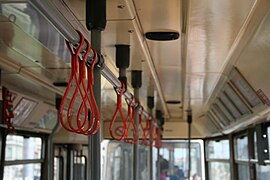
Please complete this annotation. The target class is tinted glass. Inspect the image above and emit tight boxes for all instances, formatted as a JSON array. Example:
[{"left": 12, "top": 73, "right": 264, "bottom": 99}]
[
  {"left": 4, "top": 163, "right": 41, "bottom": 180},
  {"left": 256, "top": 164, "right": 270, "bottom": 179},
  {"left": 209, "top": 162, "right": 230, "bottom": 180},
  {"left": 159, "top": 141, "right": 203, "bottom": 179},
  {"left": 235, "top": 136, "right": 248, "bottom": 160},
  {"left": 5, "top": 135, "right": 42, "bottom": 160},
  {"left": 207, "top": 140, "right": 230, "bottom": 159},
  {"left": 238, "top": 164, "right": 249, "bottom": 180},
  {"left": 13, "top": 98, "right": 37, "bottom": 125},
  {"left": 37, "top": 110, "right": 58, "bottom": 129}
]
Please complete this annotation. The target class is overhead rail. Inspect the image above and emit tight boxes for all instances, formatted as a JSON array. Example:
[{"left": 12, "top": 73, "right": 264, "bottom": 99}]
[
  {"left": 28, "top": 0, "right": 162, "bottom": 145},
  {"left": 59, "top": 30, "right": 100, "bottom": 136}
]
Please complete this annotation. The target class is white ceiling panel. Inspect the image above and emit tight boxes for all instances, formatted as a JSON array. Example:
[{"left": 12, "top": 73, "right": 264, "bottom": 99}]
[{"left": 186, "top": 0, "right": 256, "bottom": 115}]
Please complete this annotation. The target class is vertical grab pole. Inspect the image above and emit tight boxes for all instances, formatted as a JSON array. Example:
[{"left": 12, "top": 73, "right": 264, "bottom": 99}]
[
  {"left": 187, "top": 110, "right": 192, "bottom": 180},
  {"left": 86, "top": 1, "right": 106, "bottom": 180},
  {"left": 89, "top": 30, "right": 102, "bottom": 180},
  {"left": 147, "top": 96, "right": 154, "bottom": 180},
  {"left": 132, "top": 70, "right": 142, "bottom": 180}
]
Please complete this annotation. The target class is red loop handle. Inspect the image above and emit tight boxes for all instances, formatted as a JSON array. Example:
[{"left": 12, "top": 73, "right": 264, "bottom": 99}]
[
  {"left": 2, "top": 87, "right": 16, "bottom": 134},
  {"left": 59, "top": 30, "right": 100, "bottom": 136},
  {"left": 59, "top": 30, "right": 86, "bottom": 133},
  {"left": 78, "top": 49, "right": 100, "bottom": 136},
  {"left": 109, "top": 82, "right": 127, "bottom": 141},
  {"left": 124, "top": 97, "right": 138, "bottom": 144},
  {"left": 140, "top": 113, "right": 154, "bottom": 146},
  {"left": 153, "top": 124, "right": 162, "bottom": 148}
]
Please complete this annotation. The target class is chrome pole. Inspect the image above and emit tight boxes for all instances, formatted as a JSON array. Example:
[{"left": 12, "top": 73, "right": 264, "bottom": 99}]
[{"left": 28, "top": 0, "right": 158, "bottom": 126}]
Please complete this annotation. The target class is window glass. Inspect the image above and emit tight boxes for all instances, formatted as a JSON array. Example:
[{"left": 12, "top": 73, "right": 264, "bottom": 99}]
[
  {"left": 215, "top": 99, "right": 235, "bottom": 122},
  {"left": 256, "top": 164, "right": 270, "bottom": 179},
  {"left": 13, "top": 98, "right": 37, "bottom": 125},
  {"left": 5, "top": 135, "right": 42, "bottom": 160},
  {"left": 219, "top": 94, "right": 242, "bottom": 119},
  {"left": 207, "top": 140, "right": 230, "bottom": 159},
  {"left": 74, "top": 156, "right": 86, "bottom": 180},
  {"left": 153, "top": 147, "right": 158, "bottom": 180},
  {"left": 211, "top": 106, "right": 229, "bottom": 126},
  {"left": 254, "top": 132, "right": 258, "bottom": 160},
  {"left": 230, "top": 68, "right": 261, "bottom": 108},
  {"left": 4, "top": 163, "right": 41, "bottom": 180},
  {"left": 268, "top": 127, "right": 270, "bottom": 158},
  {"left": 105, "top": 141, "right": 133, "bottom": 180},
  {"left": 235, "top": 136, "right": 248, "bottom": 160},
  {"left": 238, "top": 164, "right": 249, "bottom": 180},
  {"left": 160, "top": 141, "right": 203, "bottom": 180},
  {"left": 209, "top": 162, "right": 230, "bottom": 180},
  {"left": 54, "top": 157, "right": 63, "bottom": 180},
  {"left": 36, "top": 110, "right": 57, "bottom": 129},
  {"left": 207, "top": 113, "right": 222, "bottom": 129},
  {"left": 223, "top": 84, "right": 250, "bottom": 115},
  {"left": 1, "top": 3, "right": 70, "bottom": 62}
]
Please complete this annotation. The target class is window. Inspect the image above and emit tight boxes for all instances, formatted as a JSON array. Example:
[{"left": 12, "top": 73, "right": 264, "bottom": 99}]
[
  {"left": 103, "top": 141, "right": 134, "bottom": 180},
  {"left": 206, "top": 139, "right": 230, "bottom": 180},
  {"left": 54, "top": 157, "right": 63, "bottom": 180},
  {"left": 3, "top": 134, "right": 43, "bottom": 180},
  {"left": 207, "top": 112, "right": 223, "bottom": 129},
  {"left": 235, "top": 135, "right": 249, "bottom": 180},
  {"left": 211, "top": 105, "right": 229, "bottom": 127},
  {"left": 74, "top": 156, "right": 87, "bottom": 180},
  {"left": 12, "top": 98, "right": 37, "bottom": 125},
  {"left": 207, "top": 140, "right": 230, "bottom": 160},
  {"left": 5, "top": 135, "right": 42, "bottom": 160},
  {"left": 0, "top": 2, "right": 70, "bottom": 62},
  {"left": 4, "top": 164, "right": 41, "bottom": 180},
  {"left": 223, "top": 84, "right": 250, "bottom": 116},
  {"left": 230, "top": 68, "right": 261, "bottom": 108},
  {"left": 209, "top": 162, "right": 230, "bottom": 180},
  {"left": 238, "top": 164, "right": 249, "bottom": 180},
  {"left": 219, "top": 94, "right": 242, "bottom": 119},
  {"left": 159, "top": 141, "right": 204, "bottom": 180},
  {"left": 235, "top": 136, "right": 248, "bottom": 161},
  {"left": 36, "top": 110, "right": 58, "bottom": 129},
  {"left": 256, "top": 164, "right": 270, "bottom": 179},
  {"left": 215, "top": 99, "right": 235, "bottom": 122}
]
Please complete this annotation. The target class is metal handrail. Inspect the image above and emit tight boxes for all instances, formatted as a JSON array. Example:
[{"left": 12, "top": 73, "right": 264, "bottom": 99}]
[{"left": 29, "top": 0, "right": 158, "bottom": 127}]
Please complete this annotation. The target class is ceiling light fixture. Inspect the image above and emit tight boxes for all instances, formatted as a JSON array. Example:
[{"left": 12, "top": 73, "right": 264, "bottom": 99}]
[{"left": 145, "top": 31, "right": 180, "bottom": 41}]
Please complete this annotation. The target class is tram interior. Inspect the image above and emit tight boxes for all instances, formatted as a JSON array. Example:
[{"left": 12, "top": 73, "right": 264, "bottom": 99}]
[{"left": 1, "top": 0, "right": 270, "bottom": 179}]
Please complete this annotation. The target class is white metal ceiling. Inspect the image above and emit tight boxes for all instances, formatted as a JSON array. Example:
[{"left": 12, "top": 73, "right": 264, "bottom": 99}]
[{"left": 1, "top": 0, "right": 270, "bottom": 137}]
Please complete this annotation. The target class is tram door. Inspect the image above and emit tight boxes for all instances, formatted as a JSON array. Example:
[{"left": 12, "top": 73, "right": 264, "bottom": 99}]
[{"left": 54, "top": 145, "right": 87, "bottom": 180}]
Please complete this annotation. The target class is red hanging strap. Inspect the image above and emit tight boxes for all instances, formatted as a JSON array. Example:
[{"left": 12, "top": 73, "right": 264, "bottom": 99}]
[
  {"left": 154, "top": 125, "right": 163, "bottom": 148},
  {"left": 59, "top": 30, "right": 85, "bottom": 133},
  {"left": 78, "top": 48, "right": 100, "bottom": 136},
  {"left": 2, "top": 87, "right": 15, "bottom": 134},
  {"left": 59, "top": 30, "right": 100, "bottom": 135},
  {"left": 124, "top": 97, "right": 139, "bottom": 144},
  {"left": 140, "top": 112, "right": 153, "bottom": 146},
  {"left": 109, "top": 82, "right": 127, "bottom": 141},
  {"left": 75, "top": 36, "right": 92, "bottom": 134}
]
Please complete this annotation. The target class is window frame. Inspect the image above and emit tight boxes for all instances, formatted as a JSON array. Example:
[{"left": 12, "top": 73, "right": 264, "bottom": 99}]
[
  {"left": 204, "top": 135, "right": 231, "bottom": 180},
  {"left": 0, "top": 127, "right": 48, "bottom": 180}
]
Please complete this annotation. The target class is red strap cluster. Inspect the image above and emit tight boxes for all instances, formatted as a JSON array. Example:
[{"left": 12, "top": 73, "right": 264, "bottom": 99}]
[
  {"left": 153, "top": 126, "right": 163, "bottom": 148},
  {"left": 140, "top": 111, "right": 153, "bottom": 146},
  {"left": 109, "top": 83, "right": 162, "bottom": 148},
  {"left": 124, "top": 96, "right": 138, "bottom": 144},
  {"left": 109, "top": 82, "right": 127, "bottom": 140},
  {"left": 2, "top": 86, "right": 15, "bottom": 133},
  {"left": 59, "top": 30, "right": 100, "bottom": 136},
  {"left": 140, "top": 113, "right": 162, "bottom": 148}
]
